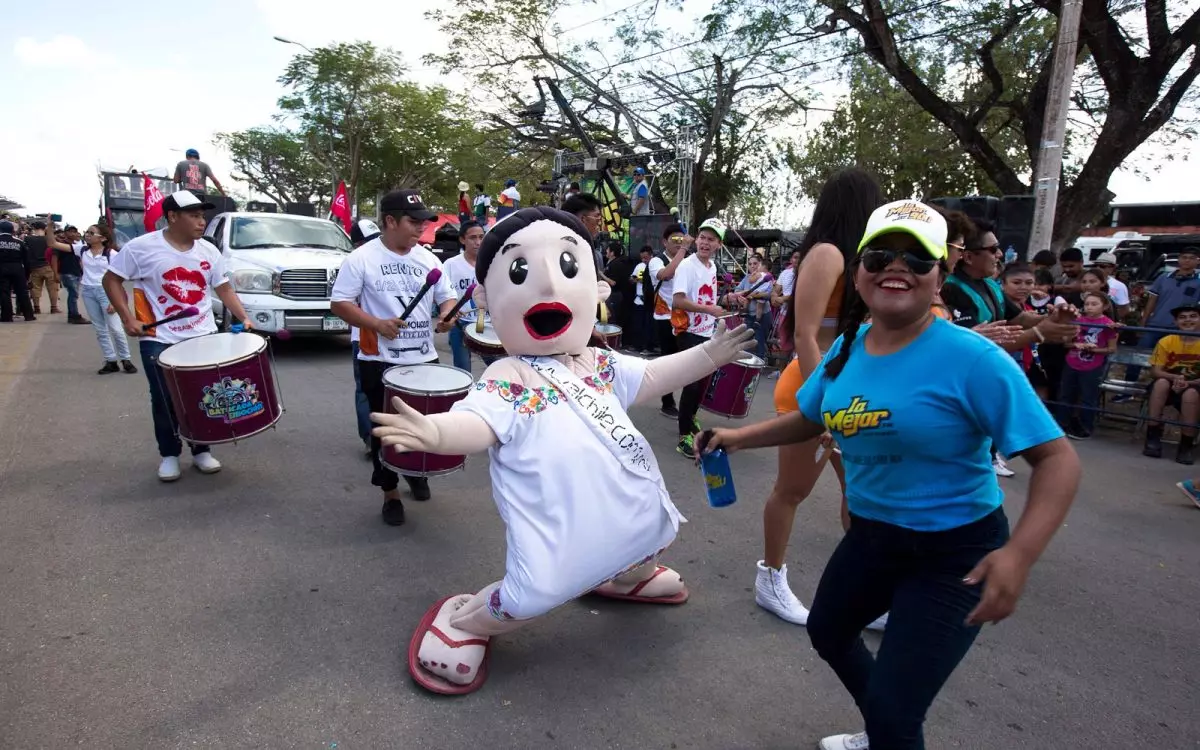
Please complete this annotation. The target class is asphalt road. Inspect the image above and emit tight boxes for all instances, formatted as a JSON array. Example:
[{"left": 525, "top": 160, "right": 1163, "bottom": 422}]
[{"left": 2, "top": 315, "right": 1197, "bottom": 750}]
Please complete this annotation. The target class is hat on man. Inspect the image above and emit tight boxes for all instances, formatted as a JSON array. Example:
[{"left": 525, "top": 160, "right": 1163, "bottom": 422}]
[
  {"left": 186, "top": 148, "right": 200, "bottom": 159},
  {"left": 857, "top": 200, "right": 949, "bottom": 260},
  {"left": 1094, "top": 252, "right": 1118, "bottom": 266},
  {"left": 162, "top": 190, "right": 215, "bottom": 214},
  {"left": 504, "top": 179, "right": 517, "bottom": 188},
  {"left": 350, "top": 218, "right": 381, "bottom": 245},
  {"left": 0, "top": 220, "right": 14, "bottom": 234},
  {"left": 1180, "top": 246, "right": 1200, "bottom": 257},
  {"left": 1172, "top": 303, "right": 1200, "bottom": 318},
  {"left": 633, "top": 167, "right": 646, "bottom": 175},
  {"left": 379, "top": 189, "right": 437, "bottom": 222},
  {"left": 697, "top": 217, "right": 727, "bottom": 242}
]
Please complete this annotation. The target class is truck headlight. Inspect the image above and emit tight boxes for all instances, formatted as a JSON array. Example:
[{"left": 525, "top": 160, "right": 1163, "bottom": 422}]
[{"left": 231, "top": 269, "right": 276, "bottom": 293}]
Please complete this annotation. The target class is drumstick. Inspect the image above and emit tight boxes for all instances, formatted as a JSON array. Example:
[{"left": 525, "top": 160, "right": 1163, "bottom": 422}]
[
  {"left": 142, "top": 305, "right": 199, "bottom": 331},
  {"left": 398, "top": 268, "right": 443, "bottom": 323},
  {"left": 598, "top": 300, "right": 608, "bottom": 325},
  {"left": 475, "top": 310, "right": 486, "bottom": 334},
  {"left": 442, "top": 283, "right": 476, "bottom": 323}
]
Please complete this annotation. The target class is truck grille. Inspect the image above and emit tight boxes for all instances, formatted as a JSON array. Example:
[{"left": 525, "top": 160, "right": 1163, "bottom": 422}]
[{"left": 279, "top": 269, "right": 330, "bottom": 300}]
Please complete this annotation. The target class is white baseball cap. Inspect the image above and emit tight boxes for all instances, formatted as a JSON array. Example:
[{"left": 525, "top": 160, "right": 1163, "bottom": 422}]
[
  {"left": 1094, "top": 252, "right": 1117, "bottom": 265},
  {"left": 163, "top": 190, "right": 215, "bottom": 213},
  {"left": 857, "top": 200, "right": 948, "bottom": 260}
]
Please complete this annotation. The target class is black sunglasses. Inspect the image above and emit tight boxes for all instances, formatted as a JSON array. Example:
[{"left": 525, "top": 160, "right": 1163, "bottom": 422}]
[{"left": 861, "top": 247, "right": 939, "bottom": 276}]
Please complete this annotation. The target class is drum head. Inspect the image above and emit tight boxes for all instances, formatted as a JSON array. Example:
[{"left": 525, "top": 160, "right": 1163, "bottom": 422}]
[
  {"left": 383, "top": 363, "right": 474, "bottom": 395},
  {"left": 465, "top": 323, "right": 504, "bottom": 348},
  {"left": 595, "top": 323, "right": 622, "bottom": 336},
  {"left": 158, "top": 332, "right": 266, "bottom": 367}
]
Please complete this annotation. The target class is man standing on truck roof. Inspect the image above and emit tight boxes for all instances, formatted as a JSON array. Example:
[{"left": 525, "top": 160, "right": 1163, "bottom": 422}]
[{"left": 173, "top": 149, "right": 226, "bottom": 200}]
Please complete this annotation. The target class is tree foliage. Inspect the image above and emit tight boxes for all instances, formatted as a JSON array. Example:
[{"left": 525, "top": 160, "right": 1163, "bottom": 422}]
[
  {"left": 707, "top": 0, "right": 1200, "bottom": 248},
  {"left": 214, "top": 127, "right": 330, "bottom": 208},
  {"left": 424, "top": 0, "right": 817, "bottom": 224}
]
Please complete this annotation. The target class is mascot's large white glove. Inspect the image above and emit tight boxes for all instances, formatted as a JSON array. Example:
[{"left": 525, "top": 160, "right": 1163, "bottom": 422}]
[
  {"left": 636, "top": 319, "right": 755, "bottom": 405},
  {"left": 701, "top": 318, "right": 756, "bottom": 367},
  {"left": 371, "top": 397, "right": 499, "bottom": 455}
]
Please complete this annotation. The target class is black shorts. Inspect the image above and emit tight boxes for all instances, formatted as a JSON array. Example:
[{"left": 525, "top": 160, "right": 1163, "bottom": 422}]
[{"left": 1151, "top": 379, "right": 1200, "bottom": 410}]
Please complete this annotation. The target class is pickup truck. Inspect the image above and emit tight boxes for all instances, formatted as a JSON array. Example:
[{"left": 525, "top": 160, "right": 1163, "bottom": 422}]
[{"left": 204, "top": 212, "right": 353, "bottom": 335}]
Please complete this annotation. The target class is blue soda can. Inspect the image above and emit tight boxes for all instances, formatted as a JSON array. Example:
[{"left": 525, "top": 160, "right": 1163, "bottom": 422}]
[{"left": 700, "top": 448, "right": 737, "bottom": 508}]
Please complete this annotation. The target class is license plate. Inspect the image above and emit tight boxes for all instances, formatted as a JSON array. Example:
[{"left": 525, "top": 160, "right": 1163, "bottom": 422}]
[{"left": 322, "top": 315, "right": 349, "bottom": 332}]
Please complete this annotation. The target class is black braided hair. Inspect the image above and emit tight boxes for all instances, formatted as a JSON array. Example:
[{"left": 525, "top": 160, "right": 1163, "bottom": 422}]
[{"left": 823, "top": 261, "right": 869, "bottom": 380}]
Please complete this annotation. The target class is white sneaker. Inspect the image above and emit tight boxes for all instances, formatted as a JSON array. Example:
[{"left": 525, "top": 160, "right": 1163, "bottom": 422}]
[
  {"left": 157, "top": 456, "right": 182, "bottom": 482},
  {"left": 193, "top": 452, "right": 222, "bottom": 474},
  {"left": 992, "top": 454, "right": 1015, "bottom": 477},
  {"left": 819, "top": 732, "right": 868, "bottom": 750},
  {"left": 866, "top": 612, "right": 888, "bottom": 632},
  {"left": 755, "top": 560, "right": 810, "bottom": 625}
]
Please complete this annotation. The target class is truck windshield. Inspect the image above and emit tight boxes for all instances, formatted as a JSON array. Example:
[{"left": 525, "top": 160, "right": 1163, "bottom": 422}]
[{"left": 229, "top": 216, "right": 353, "bottom": 252}]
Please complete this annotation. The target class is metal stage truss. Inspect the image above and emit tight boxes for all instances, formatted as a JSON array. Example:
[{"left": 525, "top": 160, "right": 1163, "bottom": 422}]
[{"left": 552, "top": 125, "right": 697, "bottom": 231}]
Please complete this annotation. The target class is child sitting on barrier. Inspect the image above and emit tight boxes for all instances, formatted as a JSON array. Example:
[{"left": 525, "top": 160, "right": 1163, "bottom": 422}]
[
  {"left": 1144, "top": 303, "right": 1200, "bottom": 464},
  {"left": 1058, "top": 291, "right": 1117, "bottom": 440}
]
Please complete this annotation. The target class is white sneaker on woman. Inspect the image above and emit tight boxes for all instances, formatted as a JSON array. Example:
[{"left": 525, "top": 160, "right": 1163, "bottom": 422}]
[
  {"left": 755, "top": 561, "right": 810, "bottom": 625},
  {"left": 992, "top": 454, "right": 1015, "bottom": 477},
  {"left": 819, "top": 731, "right": 869, "bottom": 750},
  {"left": 193, "top": 452, "right": 222, "bottom": 474},
  {"left": 866, "top": 612, "right": 888, "bottom": 632}
]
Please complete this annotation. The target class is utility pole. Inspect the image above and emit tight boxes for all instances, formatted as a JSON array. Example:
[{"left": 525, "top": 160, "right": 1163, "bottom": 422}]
[{"left": 1028, "top": 0, "right": 1083, "bottom": 256}]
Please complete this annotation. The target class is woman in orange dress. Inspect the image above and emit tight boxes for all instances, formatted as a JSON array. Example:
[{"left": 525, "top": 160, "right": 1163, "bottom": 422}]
[{"left": 755, "top": 168, "right": 884, "bottom": 626}]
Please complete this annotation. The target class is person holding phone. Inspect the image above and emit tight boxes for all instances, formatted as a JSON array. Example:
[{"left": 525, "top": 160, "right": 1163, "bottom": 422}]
[{"left": 698, "top": 201, "right": 1079, "bottom": 750}]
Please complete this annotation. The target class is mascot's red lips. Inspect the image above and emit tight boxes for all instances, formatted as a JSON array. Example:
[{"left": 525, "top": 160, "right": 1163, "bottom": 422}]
[
  {"left": 162, "top": 267, "right": 206, "bottom": 305},
  {"left": 523, "top": 302, "right": 573, "bottom": 340}
]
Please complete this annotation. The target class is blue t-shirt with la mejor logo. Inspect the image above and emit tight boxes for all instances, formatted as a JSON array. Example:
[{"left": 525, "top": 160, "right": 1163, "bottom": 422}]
[{"left": 797, "top": 317, "right": 1063, "bottom": 532}]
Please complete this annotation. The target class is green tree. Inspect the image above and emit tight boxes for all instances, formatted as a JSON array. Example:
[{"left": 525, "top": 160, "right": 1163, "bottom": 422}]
[
  {"left": 425, "top": 0, "right": 814, "bottom": 224},
  {"left": 784, "top": 59, "right": 1020, "bottom": 201},
  {"left": 214, "top": 127, "right": 330, "bottom": 208},
  {"left": 707, "top": 0, "right": 1200, "bottom": 249}
]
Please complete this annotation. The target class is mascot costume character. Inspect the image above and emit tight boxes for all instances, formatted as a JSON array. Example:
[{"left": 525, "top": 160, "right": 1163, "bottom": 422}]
[{"left": 371, "top": 206, "right": 753, "bottom": 695}]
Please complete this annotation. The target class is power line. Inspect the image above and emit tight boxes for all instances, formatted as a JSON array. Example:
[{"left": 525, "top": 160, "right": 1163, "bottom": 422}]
[{"left": 553, "top": 0, "right": 657, "bottom": 36}]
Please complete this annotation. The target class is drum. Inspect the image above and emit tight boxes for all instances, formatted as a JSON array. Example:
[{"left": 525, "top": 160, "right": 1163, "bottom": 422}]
[
  {"left": 380, "top": 363, "right": 474, "bottom": 477},
  {"left": 157, "top": 332, "right": 284, "bottom": 444},
  {"left": 464, "top": 320, "right": 507, "bottom": 358},
  {"left": 700, "top": 353, "right": 766, "bottom": 419},
  {"left": 594, "top": 323, "right": 623, "bottom": 350}
]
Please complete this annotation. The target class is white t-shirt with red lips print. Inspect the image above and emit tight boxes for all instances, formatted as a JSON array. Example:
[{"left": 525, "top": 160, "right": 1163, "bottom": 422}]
[
  {"left": 106, "top": 230, "right": 229, "bottom": 344},
  {"left": 673, "top": 253, "right": 719, "bottom": 338}
]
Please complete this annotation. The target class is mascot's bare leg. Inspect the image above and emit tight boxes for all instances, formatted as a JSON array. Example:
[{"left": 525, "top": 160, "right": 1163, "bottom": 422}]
[
  {"left": 592, "top": 557, "right": 688, "bottom": 604},
  {"left": 409, "top": 582, "right": 526, "bottom": 695}
]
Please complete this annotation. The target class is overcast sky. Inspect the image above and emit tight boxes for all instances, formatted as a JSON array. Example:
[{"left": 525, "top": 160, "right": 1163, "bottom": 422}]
[{"left": 3, "top": 0, "right": 1196, "bottom": 228}]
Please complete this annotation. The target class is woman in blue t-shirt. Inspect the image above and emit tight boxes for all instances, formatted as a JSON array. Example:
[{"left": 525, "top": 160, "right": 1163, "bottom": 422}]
[{"left": 699, "top": 200, "right": 1080, "bottom": 750}]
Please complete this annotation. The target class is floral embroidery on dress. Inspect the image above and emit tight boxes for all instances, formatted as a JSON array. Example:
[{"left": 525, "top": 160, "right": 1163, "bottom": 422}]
[
  {"left": 488, "top": 588, "right": 514, "bottom": 621},
  {"left": 582, "top": 350, "right": 617, "bottom": 394},
  {"left": 476, "top": 379, "right": 560, "bottom": 415}
]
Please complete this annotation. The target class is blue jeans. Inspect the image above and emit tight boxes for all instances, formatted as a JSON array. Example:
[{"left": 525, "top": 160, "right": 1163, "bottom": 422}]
[
  {"left": 139, "top": 340, "right": 210, "bottom": 458},
  {"left": 1125, "top": 330, "right": 1166, "bottom": 383},
  {"left": 60, "top": 273, "right": 82, "bottom": 318},
  {"left": 351, "top": 342, "right": 371, "bottom": 443},
  {"left": 745, "top": 312, "right": 770, "bottom": 360},
  {"left": 80, "top": 285, "right": 131, "bottom": 361},
  {"left": 1057, "top": 366, "right": 1104, "bottom": 432},
  {"left": 449, "top": 321, "right": 498, "bottom": 373},
  {"left": 807, "top": 508, "right": 1009, "bottom": 750}
]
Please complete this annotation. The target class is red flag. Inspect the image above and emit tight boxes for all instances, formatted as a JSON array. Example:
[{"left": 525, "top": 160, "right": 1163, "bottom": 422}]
[
  {"left": 331, "top": 181, "right": 352, "bottom": 232},
  {"left": 143, "top": 175, "right": 165, "bottom": 232}
]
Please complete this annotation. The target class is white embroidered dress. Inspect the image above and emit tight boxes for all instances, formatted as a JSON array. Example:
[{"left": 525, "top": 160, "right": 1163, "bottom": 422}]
[{"left": 451, "top": 348, "right": 684, "bottom": 620}]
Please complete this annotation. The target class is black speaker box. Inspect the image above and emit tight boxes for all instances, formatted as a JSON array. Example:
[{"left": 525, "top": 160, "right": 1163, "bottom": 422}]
[
  {"left": 203, "top": 195, "right": 238, "bottom": 225},
  {"left": 285, "top": 202, "right": 316, "bottom": 217},
  {"left": 246, "top": 201, "right": 277, "bottom": 213},
  {"left": 627, "top": 214, "right": 678, "bottom": 258},
  {"left": 998, "top": 195, "right": 1036, "bottom": 260}
]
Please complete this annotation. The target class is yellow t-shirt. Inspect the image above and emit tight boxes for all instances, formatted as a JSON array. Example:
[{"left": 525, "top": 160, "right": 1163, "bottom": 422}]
[{"left": 1150, "top": 335, "right": 1200, "bottom": 378}]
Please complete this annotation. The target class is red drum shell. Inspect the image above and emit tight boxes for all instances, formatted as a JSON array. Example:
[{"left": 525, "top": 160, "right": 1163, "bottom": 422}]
[
  {"left": 156, "top": 332, "right": 284, "bottom": 444},
  {"left": 380, "top": 363, "right": 474, "bottom": 477},
  {"left": 699, "top": 354, "right": 766, "bottom": 419}
]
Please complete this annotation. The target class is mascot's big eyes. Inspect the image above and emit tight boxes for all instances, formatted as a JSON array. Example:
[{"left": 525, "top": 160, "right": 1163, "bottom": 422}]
[
  {"left": 559, "top": 251, "right": 578, "bottom": 278},
  {"left": 509, "top": 257, "right": 529, "bottom": 284}
]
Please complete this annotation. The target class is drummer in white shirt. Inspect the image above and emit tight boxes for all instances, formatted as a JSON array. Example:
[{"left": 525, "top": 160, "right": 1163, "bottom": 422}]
[
  {"left": 349, "top": 218, "right": 383, "bottom": 455},
  {"left": 444, "top": 220, "right": 497, "bottom": 373},
  {"left": 330, "top": 189, "right": 458, "bottom": 526},
  {"left": 103, "top": 191, "right": 253, "bottom": 482}
]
